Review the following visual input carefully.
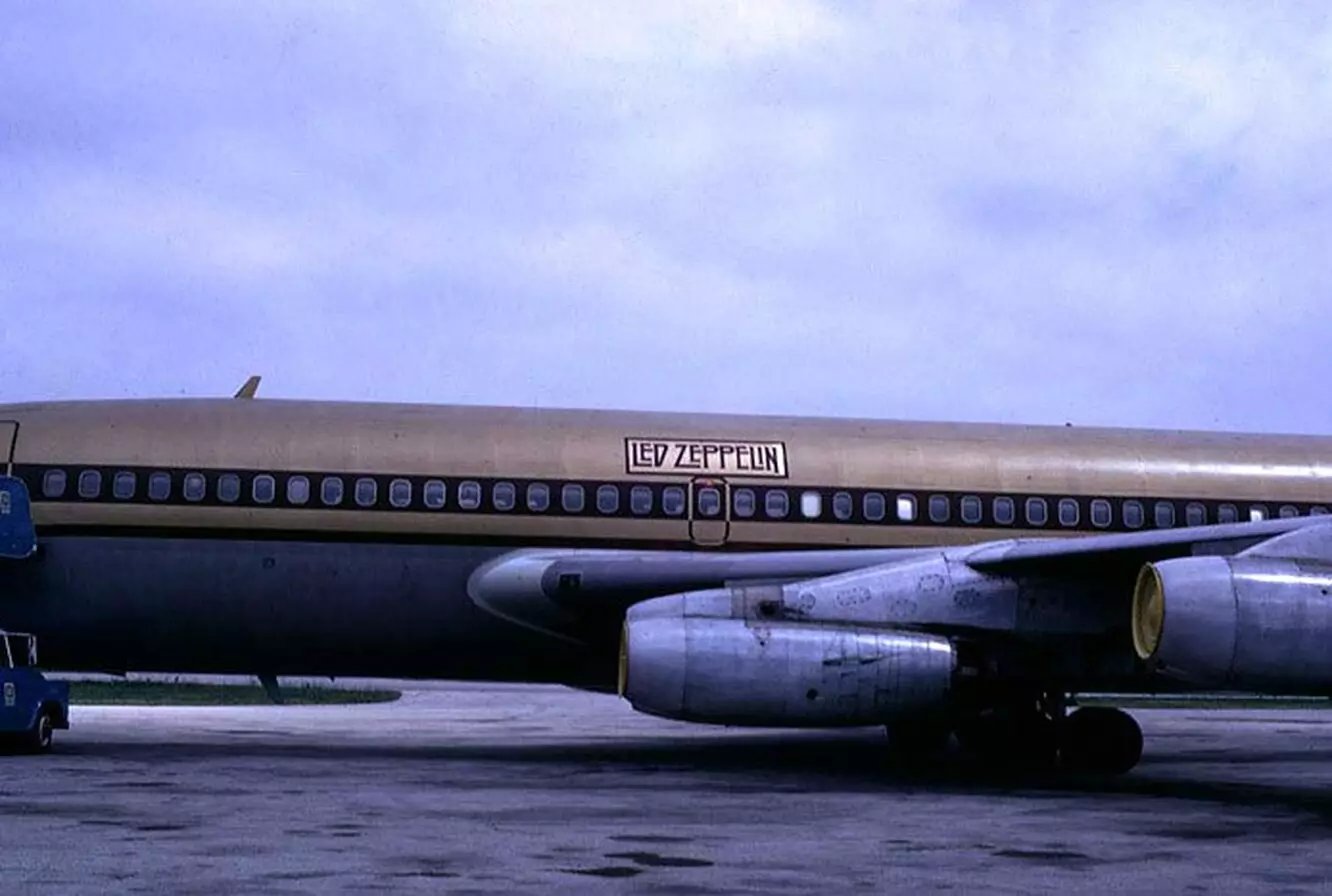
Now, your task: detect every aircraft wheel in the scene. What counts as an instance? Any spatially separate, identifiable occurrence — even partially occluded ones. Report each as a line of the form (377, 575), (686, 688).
(25, 709), (54, 754)
(1061, 707), (1142, 775)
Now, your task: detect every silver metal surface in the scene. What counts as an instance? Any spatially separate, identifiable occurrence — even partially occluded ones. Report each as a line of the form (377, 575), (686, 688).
(1147, 554), (1332, 691)
(622, 595), (955, 725)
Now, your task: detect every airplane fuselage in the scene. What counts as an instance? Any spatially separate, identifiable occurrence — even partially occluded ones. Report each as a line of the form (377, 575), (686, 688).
(4, 398), (1332, 689)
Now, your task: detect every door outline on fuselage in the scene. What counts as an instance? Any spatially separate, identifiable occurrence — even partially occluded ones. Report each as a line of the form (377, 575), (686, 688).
(0, 420), (17, 477)
(689, 477), (730, 547)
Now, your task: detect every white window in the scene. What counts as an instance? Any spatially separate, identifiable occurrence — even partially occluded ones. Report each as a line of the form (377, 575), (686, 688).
(800, 491), (822, 519)
(896, 495), (917, 522)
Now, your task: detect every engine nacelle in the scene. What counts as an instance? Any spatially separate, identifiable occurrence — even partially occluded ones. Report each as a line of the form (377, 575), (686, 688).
(1132, 556), (1332, 691)
(619, 592), (956, 726)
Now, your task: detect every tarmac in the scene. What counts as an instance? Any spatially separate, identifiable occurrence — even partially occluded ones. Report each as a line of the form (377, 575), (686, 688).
(4, 682), (1332, 894)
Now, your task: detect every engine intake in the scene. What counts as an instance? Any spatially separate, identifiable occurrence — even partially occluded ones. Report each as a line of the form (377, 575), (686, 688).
(619, 592), (956, 726)
(1132, 556), (1332, 691)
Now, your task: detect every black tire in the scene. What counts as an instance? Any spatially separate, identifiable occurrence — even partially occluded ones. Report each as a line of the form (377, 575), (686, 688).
(1061, 707), (1142, 775)
(26, 709), (54, 754)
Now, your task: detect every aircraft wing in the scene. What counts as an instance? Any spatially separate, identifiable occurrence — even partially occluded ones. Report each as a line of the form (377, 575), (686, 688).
(961, 514), (1329, 574)
(468, 515), (1332, 644)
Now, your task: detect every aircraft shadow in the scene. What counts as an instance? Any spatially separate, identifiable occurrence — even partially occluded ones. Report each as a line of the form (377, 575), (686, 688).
(49, 730), (1332, 827)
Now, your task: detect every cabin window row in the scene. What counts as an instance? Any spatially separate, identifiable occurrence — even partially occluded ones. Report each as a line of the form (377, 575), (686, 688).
(39, 468), (692, 517)
(35, 467), (1331, 528)
(770, 489), (1329, 528)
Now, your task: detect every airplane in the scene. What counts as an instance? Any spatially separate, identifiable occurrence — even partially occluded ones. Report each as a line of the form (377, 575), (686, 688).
(4, 377), (1332, 774)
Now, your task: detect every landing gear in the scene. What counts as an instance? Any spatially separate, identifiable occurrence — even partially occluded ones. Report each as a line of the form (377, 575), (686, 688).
(1061, 706), (1143, 775)
(952, 693), (1144, 775)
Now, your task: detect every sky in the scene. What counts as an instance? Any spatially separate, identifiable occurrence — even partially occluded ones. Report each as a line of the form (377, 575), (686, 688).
(2, 2), (1331, 433)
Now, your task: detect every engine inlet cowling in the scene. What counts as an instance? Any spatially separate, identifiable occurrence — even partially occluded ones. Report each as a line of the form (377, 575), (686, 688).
(619, 593), (956, 726)
(1132, 556), (1332, 691)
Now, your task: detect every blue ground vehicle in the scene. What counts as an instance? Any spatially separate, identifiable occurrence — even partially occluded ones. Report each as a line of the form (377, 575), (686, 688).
(0, 631), (70, 753)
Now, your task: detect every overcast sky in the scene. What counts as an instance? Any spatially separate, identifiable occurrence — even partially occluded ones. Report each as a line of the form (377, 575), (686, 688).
(3, 3), (1330, 433)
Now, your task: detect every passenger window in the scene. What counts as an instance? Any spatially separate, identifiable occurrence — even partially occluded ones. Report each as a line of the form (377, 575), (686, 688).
(252, 474), (276, 505)
(42, 469), (67, 499)
(1217, 503), (1238, 524)
(662, 486), (686, 516)
(321, 476), (344, 506)
(597, 484), (620, 515)
(733, 488), (755, 518)
(528, 483), (550, 512)
(800, 491), (822, 519)
(217, 473), (240, 504)
(113, 471), (136, 500)
(765, 490), (789, 519)
(355, 477), (378, 508)
(1154, 501), (1175, 528)
(961, 495), (982, 524)
(1185, 502), (1206, 527)
(1249, 505), (1268, 522)
(149, 472), (171, 502)
(287, 475), (310, 505)
(993, 496), (1015, 526)
(1123, 500), (1144, 529)
(389, 479), (412, 509)
(459, 481), (482, 510)
(928, 495), (949, 523)
(423, 479), (446, 509)
(1090, 499), (1112, 528)
(561, 483), (585, 513)
(1280, 504), (1300, 519)
(183, 472), (205, 502)
(629, 485), (651, 516)
(1026, 497), (1048, 526)
(863, 492), (886, 522)
(896, 495), (917, 522)
(493, 482), (516, 511)
(832, 492), (853, 521)
(1058, 498), (1079, 527)
(78, 469), (102, 499)
(696, 487), (720, 517)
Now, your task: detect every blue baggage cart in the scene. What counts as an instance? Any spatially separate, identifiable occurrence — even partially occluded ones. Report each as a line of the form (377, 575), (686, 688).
(0, 631), (70, 753)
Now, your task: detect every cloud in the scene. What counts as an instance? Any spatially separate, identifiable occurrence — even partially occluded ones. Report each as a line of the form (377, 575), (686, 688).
(2, 2), (1331, 434)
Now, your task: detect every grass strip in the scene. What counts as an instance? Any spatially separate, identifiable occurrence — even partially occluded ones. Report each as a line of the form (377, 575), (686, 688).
(1079, 695), (1332, 710)
(68, 681), (401, 706)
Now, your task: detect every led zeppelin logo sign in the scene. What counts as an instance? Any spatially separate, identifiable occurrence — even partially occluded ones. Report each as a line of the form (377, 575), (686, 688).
(625, 438), (789, 479)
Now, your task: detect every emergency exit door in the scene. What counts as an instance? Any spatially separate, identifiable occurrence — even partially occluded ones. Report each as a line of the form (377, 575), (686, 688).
(689, 478), (730, 546)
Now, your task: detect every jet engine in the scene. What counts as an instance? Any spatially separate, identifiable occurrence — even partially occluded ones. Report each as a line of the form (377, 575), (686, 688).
(619, 591), (956, 725)
(1132, 556), (1332, 691)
